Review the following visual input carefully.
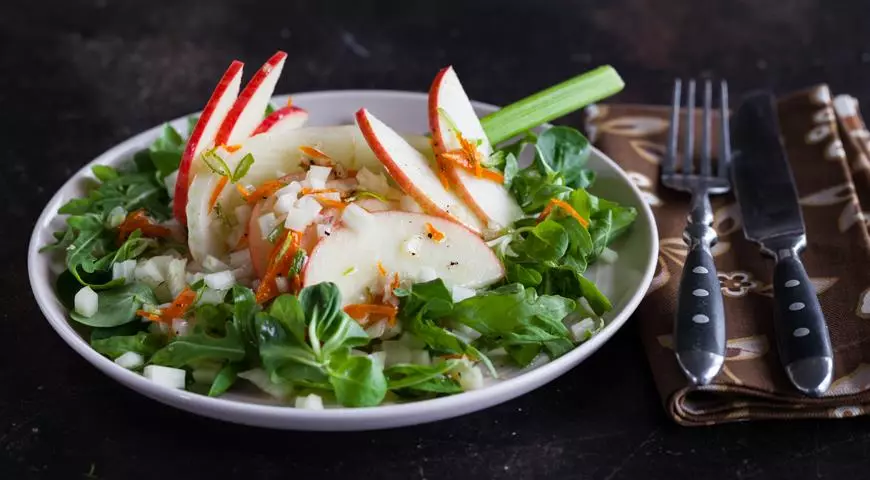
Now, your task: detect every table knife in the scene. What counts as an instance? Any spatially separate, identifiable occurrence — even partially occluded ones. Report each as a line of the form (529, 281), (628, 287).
(730, 91), (833, 396)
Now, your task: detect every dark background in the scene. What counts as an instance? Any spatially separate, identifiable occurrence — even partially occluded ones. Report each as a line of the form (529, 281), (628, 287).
(3, 0), (870, 478)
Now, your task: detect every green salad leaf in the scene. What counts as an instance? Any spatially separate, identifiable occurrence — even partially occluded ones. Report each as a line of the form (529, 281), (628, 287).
(91, 331), (166, 359)
(327, 352), (388, 408)
(395, 280), (487, 367)
(150, 322), (246, 368)
(254, 283), (386, 407)
(69, 283), (157, 328)
(148, 124), (186, 178)
(490, 126), (637, 316)
(533, 126), (594, 188)
(452, 283), (575, 366)
(208, 362), (242, 397)
(385, 360), (463, 396)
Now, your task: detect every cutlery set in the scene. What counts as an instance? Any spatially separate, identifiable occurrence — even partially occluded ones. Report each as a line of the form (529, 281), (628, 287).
(664, 82), (833, 396)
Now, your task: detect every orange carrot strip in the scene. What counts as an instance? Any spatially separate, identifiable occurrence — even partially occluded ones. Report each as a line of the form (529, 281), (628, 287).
(376, 261), (387, 277)
(316, 196), (346, 210)
(299, 145), (331, 161)
(256, 230), (302, 303)
(438, 151), (473, 170)
(117, 210), (171, 243)
(236, 183), (251, 201)
(225, 144), (242, 153)
(208, 176), (229, 212)
(480, 169), (504, 184)
(389, 272), (400, 292)
(536, 198), (589, 227)
(138, 287), (197, 324)
(300, 187), (338, 196)
(136, 310), (162, 322)
(246, 180), (285, 205)
(343, 304), (399, 325)
(425, 222), (445, 242)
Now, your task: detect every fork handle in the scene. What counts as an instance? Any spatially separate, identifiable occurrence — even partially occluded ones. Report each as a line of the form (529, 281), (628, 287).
(674, 199), (726, 385)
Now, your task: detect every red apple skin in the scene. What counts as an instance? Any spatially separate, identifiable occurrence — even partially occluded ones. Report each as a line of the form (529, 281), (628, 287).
(252, 105), (308, 135)
(214, 51), (288, 146)
(354, 108), (477, 231)
(428, 65), (491, 225)
(173, 60), (244, 224)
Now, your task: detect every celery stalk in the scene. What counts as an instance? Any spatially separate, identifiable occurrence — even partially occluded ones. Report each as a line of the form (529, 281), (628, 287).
(480, 65), (624, 144)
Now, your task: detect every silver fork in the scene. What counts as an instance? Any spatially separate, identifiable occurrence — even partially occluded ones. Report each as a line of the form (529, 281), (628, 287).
(661, 79), (731, 386)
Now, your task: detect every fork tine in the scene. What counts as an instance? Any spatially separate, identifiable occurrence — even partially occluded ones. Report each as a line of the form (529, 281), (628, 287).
(718, 80), (731, 179)
(682, 79), (696, 174)
(700, 80), (713, 177)
(662, 79), (682, 175)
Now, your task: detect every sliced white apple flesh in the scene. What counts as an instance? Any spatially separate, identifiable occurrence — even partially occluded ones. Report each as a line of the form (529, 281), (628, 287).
(355, 108), (483, 233)
(173, 61), (244, 223)
(186, 174), (230, 263)
(303, 211), (503, 305)
(429, 66), (523, 230)
(213, 125), (431, 195)
(252, 105), (309, 135)
(215, 51), (288, 146)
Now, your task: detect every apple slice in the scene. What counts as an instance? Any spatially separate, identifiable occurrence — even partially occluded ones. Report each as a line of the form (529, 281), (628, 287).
(355, 108), (483, 233)
(252, 105), (309, 135)
(213, 126), (431, 194)
(173, 61), (244, 224)
(214, 51), (288, 146)
(429, 66), (523, 230)
(303, 211), (503, 305)
(186, 173), (231, 263)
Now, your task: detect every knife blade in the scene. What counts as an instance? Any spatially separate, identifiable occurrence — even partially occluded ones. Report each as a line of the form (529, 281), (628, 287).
(731, 91), (833, 397)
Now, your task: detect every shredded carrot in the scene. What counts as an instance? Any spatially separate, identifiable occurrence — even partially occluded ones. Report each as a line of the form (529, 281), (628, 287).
(136, 310), (162, 322)
(256, 230), (302, 303)
(343, 304), (398, 326)
(225, 144), (242, 153)
(438, 151), (473, 170)
(299, 145), (331, 161)
(389, 272), (400, 292)
(537, 198), (590, 227)
(236, 183), (251, 201)
(457, 134), (483, 177)
(436, 135), (503, 184)
(300, 187), (338, 196)
(245, 180), (286, 205)
(137, 287), (197, 324)
(316, 196), (346, 210)
(480, 169), (504, 184)
(286, 97), (293, 107)
(117, 210), (172, 244)
(208, 176), (229, 212)
(436, 164), (451, 189)
(425, 222), (445, 242)
(376, 261), (387, 277)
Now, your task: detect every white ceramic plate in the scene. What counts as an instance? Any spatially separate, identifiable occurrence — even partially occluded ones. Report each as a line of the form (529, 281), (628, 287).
(28, 91), (658, 431)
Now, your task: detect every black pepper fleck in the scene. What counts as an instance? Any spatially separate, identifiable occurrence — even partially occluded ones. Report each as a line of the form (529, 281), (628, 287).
(449, 261), (459, 266)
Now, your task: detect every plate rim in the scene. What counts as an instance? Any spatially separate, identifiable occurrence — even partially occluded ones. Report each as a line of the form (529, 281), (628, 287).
(27, 89), (659, 430)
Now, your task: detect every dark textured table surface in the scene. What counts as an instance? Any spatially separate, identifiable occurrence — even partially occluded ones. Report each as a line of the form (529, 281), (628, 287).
(4, 1), (870, 478)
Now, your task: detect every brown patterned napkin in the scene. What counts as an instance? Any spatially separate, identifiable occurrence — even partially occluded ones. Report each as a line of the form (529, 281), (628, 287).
(585, 85), (870, 425)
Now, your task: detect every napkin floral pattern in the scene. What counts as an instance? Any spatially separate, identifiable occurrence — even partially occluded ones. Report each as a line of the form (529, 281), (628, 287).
(586, 86), (870, 425)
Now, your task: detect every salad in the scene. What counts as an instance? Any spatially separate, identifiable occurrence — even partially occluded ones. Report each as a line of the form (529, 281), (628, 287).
(42, 50), (635, 408)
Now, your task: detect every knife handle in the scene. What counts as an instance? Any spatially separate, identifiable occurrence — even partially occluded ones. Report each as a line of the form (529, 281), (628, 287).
(674, 230), (726, 386)
(772, 248), (833, 396)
